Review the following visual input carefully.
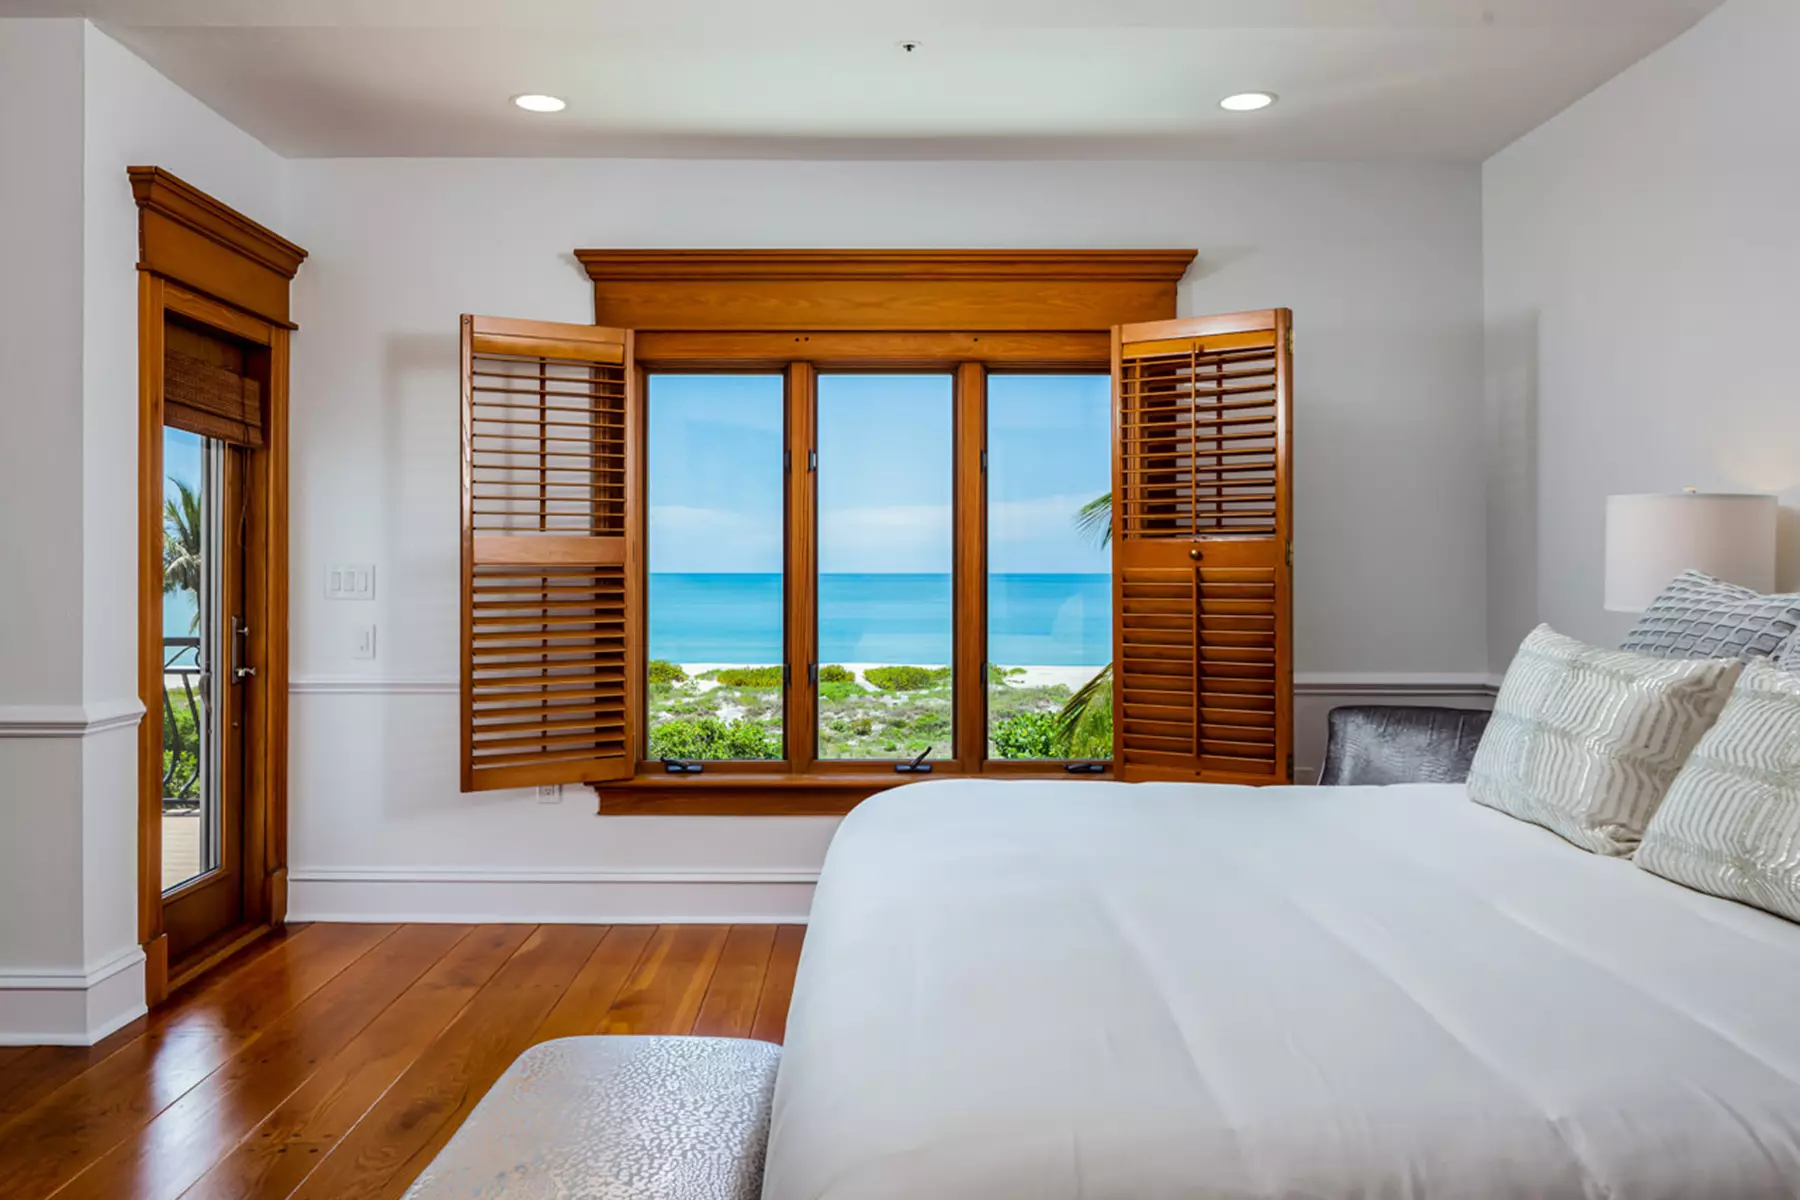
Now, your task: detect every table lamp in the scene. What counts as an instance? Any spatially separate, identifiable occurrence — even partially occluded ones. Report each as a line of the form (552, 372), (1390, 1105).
(1604, 490), (1777, 613)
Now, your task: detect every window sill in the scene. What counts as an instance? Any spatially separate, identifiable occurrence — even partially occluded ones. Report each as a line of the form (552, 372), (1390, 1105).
(591, 766), (1114, 815)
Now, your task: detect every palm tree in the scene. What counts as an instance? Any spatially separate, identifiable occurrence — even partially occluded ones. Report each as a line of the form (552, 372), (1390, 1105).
(163, 478), (202, 631)
(1055, 491), (1113, 752)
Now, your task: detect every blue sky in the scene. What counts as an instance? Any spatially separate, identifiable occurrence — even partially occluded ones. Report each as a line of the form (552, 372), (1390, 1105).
(163, 427), (204, 638)
(647, 373), (1110, 575)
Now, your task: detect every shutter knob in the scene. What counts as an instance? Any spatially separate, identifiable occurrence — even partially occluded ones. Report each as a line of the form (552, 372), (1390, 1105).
(1189, 547), (1204, 562)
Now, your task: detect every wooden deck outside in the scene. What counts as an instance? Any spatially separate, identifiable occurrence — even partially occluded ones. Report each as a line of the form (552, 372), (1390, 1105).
(0, 922), (804, 1198)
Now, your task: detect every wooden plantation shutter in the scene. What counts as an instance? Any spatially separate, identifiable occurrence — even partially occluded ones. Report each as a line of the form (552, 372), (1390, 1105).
(1111, 310), (1293, 784)
(460, 315), (639, 792)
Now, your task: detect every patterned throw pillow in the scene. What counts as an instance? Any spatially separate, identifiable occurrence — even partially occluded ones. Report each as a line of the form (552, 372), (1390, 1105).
(1636, 660), (1800, 923)
(1469, 625), (1743, 855)
(1620, 570), (1800, 662)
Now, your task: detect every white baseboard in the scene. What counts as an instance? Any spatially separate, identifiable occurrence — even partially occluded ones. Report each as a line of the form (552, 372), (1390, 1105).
(287, 867), (816, 925)
(0, 945), (147, 1046)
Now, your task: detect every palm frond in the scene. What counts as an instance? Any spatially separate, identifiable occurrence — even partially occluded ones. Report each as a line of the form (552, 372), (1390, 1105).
(1053, 662), (1112, 755)
(1074, 491), (1112, 548)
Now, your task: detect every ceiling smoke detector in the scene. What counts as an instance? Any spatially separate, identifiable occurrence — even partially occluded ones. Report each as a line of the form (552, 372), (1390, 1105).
(1220, 92), (1277, 112)
(897, 40), (922, 54)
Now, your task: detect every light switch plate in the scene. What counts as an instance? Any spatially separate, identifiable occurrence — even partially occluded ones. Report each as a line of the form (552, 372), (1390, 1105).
(327, 563), (376, 600)
(536, 784), (563, 804)
(352, 625), (377, 660)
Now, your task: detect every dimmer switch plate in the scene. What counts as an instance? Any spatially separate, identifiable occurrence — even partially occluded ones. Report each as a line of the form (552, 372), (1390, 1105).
(327, 564), (376, 600)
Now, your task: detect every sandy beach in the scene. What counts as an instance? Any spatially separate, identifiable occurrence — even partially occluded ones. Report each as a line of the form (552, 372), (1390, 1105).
(676, 662), (1103, 693)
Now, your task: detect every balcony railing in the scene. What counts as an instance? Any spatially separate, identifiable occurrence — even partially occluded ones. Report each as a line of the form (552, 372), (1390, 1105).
(163, 636), (203, 809)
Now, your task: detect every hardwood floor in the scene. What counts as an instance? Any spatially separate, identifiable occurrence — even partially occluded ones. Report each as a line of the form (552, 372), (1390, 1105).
(0, 922), (804, 1199)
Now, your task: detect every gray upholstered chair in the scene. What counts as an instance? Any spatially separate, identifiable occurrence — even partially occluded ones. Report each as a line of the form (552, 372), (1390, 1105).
(1318, 705), (1491, 787)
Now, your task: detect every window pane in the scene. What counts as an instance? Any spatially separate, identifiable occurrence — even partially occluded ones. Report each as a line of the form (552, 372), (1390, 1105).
(817, 375), (954, 761)
(987, 375), (1113, 760)
(647, 375), (785, 761)
(162, 426), (222, 891)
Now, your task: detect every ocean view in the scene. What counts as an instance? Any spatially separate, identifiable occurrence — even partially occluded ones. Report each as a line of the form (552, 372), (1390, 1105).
(648, 572), (1110, 667)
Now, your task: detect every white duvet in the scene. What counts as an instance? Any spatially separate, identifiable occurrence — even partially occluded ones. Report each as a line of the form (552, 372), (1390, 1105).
(763, 780), (1800, 1199)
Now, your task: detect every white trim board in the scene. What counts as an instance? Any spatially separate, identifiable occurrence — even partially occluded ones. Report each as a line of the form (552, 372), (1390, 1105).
(0, 946), (148, 1046)
(0, 697), (146, 737)
(286, 870), (816, 925)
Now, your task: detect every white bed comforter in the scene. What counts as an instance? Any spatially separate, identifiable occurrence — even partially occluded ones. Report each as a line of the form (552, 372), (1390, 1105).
(763, 780), (1800, 1199)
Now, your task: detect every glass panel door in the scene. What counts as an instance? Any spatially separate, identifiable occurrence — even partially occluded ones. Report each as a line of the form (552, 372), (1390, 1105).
(161, 427), (220, 891)
(160, 423), (246, 946)
(816, 374), (955, 761)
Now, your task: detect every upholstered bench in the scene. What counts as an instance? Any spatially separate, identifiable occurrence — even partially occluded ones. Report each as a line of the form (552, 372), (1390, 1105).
(402, 1036), (781, 1199)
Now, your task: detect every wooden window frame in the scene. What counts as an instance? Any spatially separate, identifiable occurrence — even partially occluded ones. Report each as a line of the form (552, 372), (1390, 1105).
(576, 250), (1196, 814)
(132, 167), (306, 1002)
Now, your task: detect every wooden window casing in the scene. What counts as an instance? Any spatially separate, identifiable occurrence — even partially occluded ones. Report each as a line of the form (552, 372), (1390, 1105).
(463, 251), (1291, 814)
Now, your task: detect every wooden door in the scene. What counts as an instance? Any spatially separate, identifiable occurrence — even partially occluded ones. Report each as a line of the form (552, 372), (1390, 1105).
(1111, 310), (1293, 784)
(160, 323), (259, 961)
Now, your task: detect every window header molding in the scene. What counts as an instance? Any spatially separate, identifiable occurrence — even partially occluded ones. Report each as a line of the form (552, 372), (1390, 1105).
(572, 248), (1197, 333)
(128, 166), (308, 327)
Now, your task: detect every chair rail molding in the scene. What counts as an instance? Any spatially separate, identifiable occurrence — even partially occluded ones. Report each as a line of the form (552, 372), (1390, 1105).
(0, 697), (147, 737)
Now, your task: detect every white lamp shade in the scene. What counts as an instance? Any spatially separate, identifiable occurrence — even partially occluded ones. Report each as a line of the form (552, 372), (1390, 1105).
(1604, 492), (1777, 613)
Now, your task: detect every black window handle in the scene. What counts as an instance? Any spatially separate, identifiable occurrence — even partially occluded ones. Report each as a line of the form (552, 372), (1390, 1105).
(894, 747), (934, 775)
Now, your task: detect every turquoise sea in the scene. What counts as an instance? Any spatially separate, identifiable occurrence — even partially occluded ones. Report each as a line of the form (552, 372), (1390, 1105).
(649, 573), (1110, 666)
(166, 572), (1113, 667)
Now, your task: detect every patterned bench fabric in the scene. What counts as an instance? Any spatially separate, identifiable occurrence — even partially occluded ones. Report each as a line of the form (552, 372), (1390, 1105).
(1621, 569), (1800, 662)
(1636, 660), (1800, 924)
(403, 1036), (780, 1200)
(1469, 625), (1742, 856)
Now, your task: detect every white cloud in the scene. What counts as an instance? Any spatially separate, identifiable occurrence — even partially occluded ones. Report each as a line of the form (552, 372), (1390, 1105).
(648, 505), (782, 573)
(820, 503), (953, 573)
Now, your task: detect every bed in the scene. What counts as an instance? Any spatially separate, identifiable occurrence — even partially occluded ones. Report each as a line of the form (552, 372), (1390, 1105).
(763, 779), (1800, 1199)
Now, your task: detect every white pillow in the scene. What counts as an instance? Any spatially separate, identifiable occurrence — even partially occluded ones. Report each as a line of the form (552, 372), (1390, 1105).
(1636, 660), (1800, 922)
(1468, 624), (1742, 855)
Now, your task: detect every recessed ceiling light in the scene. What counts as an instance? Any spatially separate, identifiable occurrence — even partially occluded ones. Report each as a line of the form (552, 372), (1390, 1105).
(1220, 92), (1277, 112)
(512, 94), (567, 113)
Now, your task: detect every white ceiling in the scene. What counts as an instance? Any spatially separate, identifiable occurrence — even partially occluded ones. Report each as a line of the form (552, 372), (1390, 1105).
(8, 0), (1725, 159)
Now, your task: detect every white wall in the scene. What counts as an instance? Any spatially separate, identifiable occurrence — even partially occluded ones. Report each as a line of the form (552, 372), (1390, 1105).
(0, 18), (288, 1044)
(1484, 0), (1800, 660)
(284, 157), (1490, 919)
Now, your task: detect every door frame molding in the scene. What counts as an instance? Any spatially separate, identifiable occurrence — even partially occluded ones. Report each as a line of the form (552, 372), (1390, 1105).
(132, 167), (306, 1004)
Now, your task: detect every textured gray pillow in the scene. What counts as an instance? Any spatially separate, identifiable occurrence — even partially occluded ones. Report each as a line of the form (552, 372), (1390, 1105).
(1621, 570), (1800, 662)
(1469, 625), (1743, 855)
(1780, 633), (1800, 675)
(1636, 660), (1800, 923)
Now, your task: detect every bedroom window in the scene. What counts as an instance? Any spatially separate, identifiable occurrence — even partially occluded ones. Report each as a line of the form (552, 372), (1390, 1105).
(459, 252), (1295, 811)
(985, 374), (1113, 762)
(646, 374), (786, 761)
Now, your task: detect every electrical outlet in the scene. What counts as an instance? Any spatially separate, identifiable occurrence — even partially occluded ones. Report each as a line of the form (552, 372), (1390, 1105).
(327, 564), (376, 600)
(536, 784), (563, 804)
(352, 624), (376, 660)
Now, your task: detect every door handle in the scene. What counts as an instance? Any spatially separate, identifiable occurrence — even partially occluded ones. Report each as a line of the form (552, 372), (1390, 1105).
(231, 615), (256, 681)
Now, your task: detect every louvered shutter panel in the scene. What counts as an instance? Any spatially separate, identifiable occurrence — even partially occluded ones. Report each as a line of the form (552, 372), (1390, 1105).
(461, 316), (639, 792)
(1111, 310), (1293, 784)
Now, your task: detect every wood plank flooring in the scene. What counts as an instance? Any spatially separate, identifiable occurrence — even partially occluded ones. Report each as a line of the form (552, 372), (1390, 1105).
(0, 922), (804, 1200)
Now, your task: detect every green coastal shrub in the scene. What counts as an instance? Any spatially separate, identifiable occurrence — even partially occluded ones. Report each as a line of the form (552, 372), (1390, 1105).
(865, 665), (951, 692)
(649, 716), (780, 761)
(712, 665), (784, 688)
(989, 711), (1064, 760)
(647, 659), (687, 685)
(817, 664), (854, 684)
